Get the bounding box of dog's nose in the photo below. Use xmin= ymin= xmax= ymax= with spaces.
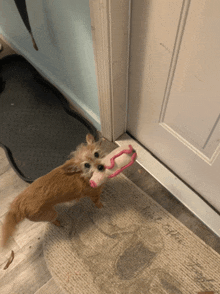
xmin=98 ymin=164 xmax=105 ymax=171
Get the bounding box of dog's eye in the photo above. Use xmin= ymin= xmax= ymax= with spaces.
xmin=84 ymin=163 xmax=91 ymax=168
xmin=94 ymin=152 xmax=99 ymax=158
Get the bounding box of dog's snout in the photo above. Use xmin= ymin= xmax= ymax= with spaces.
xmin=98 ymin=164 xmax=105 ymax=171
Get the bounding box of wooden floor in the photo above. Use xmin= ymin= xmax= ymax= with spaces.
xmin=0 ymin=37 xmax=220 ymax=294
xmin=0 ymin=148 xmax=65 ymax=293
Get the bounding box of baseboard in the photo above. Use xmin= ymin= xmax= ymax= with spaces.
xmin=0 ymin=31 xmax=101 ymax=131
xmin=116 ymin=133 xmax=220 ymax=238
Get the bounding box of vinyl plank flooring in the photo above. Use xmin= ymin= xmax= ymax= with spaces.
xmin=0 ymin=146 xmax=57 ymax=294
xmin=0 ymin=228 xmax=20 ymax=267
xmin=35 ymin=278 xmax=65 ymax=294
xmin=0 ymin=168 xmax=29 ymax=218
xmin=0 ymin=238 xmax=51 ymax=294
xmin=0 ymin=149 xmax=11 ymax=176
xmin=0 ymin=235 xmax=42 ymax=279
xmin=11 ymin=220 xmax=46 ymax=249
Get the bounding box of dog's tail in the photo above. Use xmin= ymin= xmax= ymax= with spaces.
xmin=1 ymin=209 xmax=23 ymax=248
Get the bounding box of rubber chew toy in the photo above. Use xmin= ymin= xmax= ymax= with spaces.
xmin=90 ymin=145 xmax=137 ymax=188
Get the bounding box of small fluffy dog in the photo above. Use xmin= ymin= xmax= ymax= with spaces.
xmin=1 ymin=134 xmax=105 ymax=248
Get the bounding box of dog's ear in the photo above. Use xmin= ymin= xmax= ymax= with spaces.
xmin=86 ymin=134 xmax=95 ymax=145
xmin=62 ymin=161 xmax=81 ymax=174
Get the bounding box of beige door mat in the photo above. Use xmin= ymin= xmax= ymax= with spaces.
xmin=43 ymin=174 xmax=220 ymax=294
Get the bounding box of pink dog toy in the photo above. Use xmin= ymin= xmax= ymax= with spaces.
xmin=90 ymin=145 xmax=137 ymax=188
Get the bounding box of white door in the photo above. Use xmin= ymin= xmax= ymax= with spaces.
xmin=127 ymin=0 xmax=220 ymax=212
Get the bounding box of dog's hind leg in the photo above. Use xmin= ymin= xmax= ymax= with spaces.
xmin=27 ymin=208 xmax=61 ymax=226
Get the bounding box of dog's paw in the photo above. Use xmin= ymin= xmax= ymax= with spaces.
xmin=52 ymin=220 xmax=62 ymax=227
xmin=95 ymin=202 xmax=104 ymax=209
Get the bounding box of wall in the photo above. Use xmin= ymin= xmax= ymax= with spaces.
xmin=0 ymin=0 xmax=100 ymax=130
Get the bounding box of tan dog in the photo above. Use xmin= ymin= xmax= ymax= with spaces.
xmin=1 ymin=134 xmax=105 ymax=248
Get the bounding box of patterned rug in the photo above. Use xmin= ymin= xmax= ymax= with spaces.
xmin=43 ymin=174 xmax=220 ymax=294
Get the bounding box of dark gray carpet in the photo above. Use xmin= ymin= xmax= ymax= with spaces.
xmin=0 ymin=54 xmax=98 ymax=182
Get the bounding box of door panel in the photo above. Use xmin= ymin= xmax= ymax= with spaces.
xmin=128 ymin=0 xmax=220 ymax=211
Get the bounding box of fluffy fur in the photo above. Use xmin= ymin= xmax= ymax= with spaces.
xmin=1 ymin=134 xmax=105 ymax=248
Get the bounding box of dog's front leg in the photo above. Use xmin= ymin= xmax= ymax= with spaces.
xmin=90 ymin=194 xmax=103 ymax=209
xmin=94 ymin=200 xmax=103 ymax=209
xmin=52 ymin=219 xmax=62 ymax=226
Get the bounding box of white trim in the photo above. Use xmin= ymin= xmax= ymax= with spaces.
xmin=89 ymin=0 xmax=131 ymax=141
xmin=109 ymin=0 xmax=131 ymax=140
xmin=89 ymin=0 xmax=112 ymax=139
xmin=125 ymin=0 xmax=132 ymax=132
xmin=116 ymin=133 xmax=220 ymax=238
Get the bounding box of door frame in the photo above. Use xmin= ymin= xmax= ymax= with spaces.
xmin=89 ymin=0 xmax=130 ymax=141
xmin=89 ymin=0 xmax=220 ymax=237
